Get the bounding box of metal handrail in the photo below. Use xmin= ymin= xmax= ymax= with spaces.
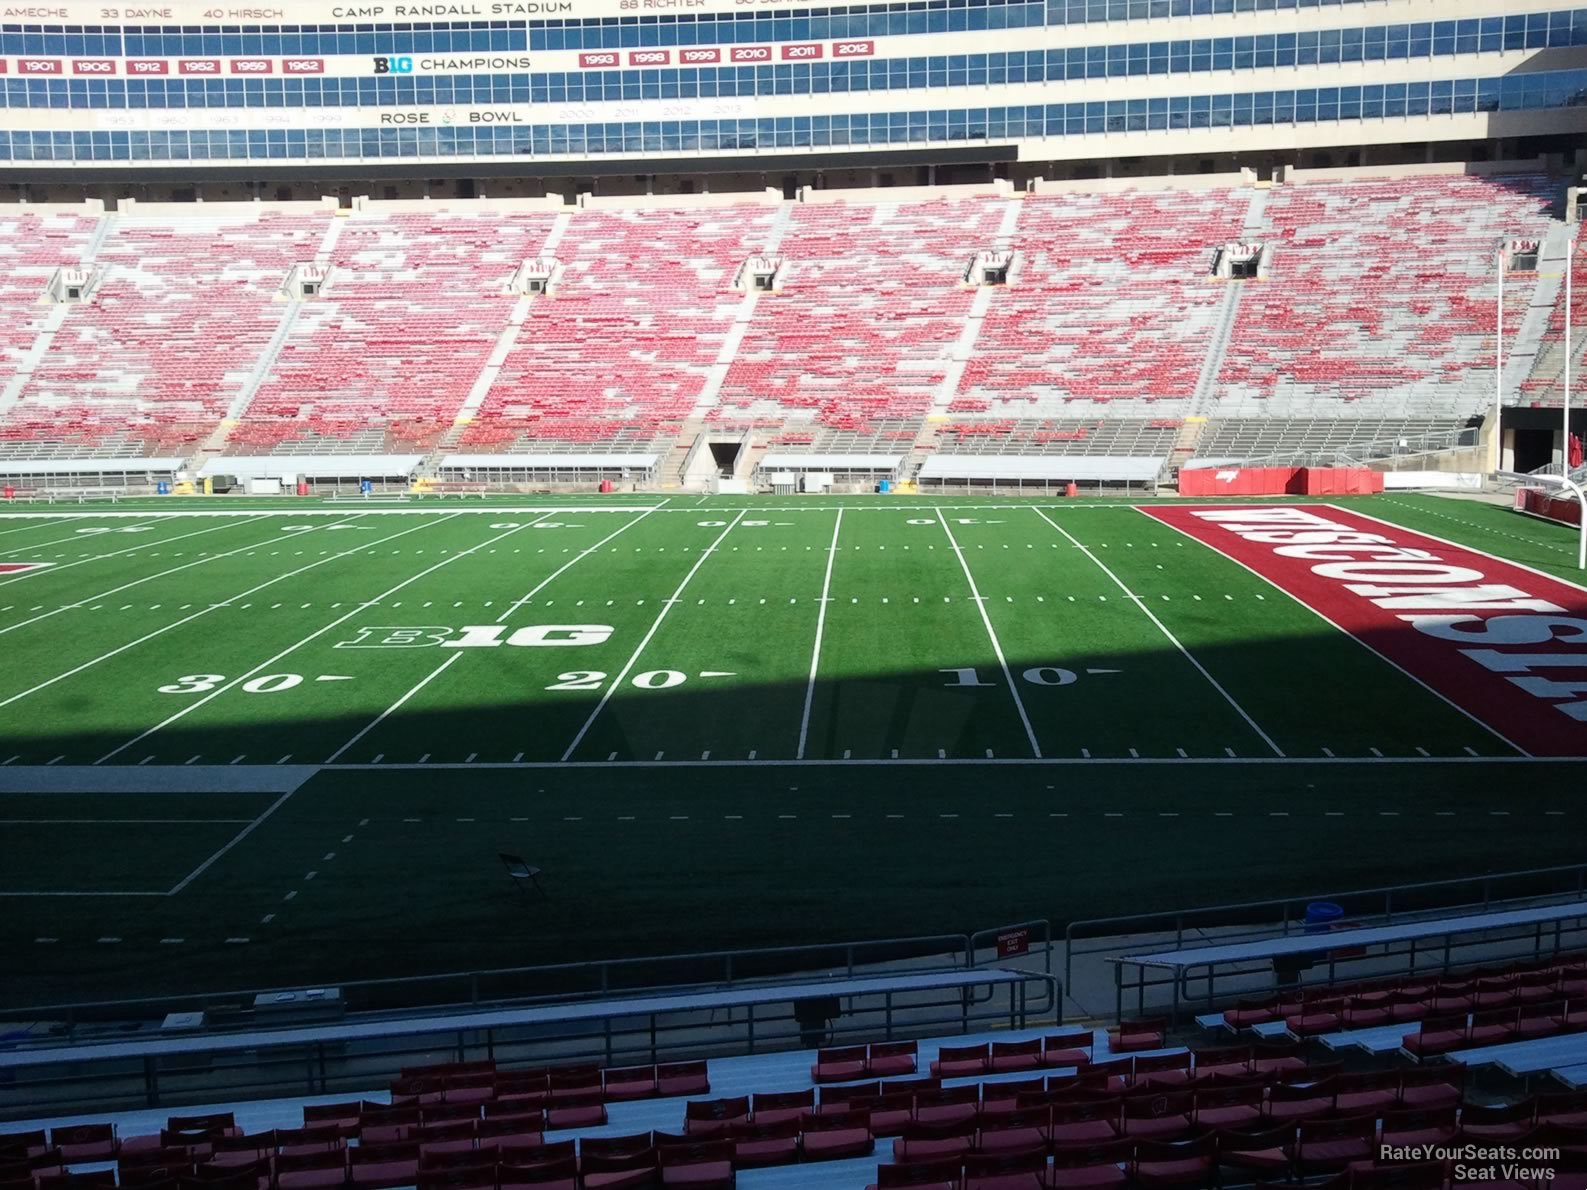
xmin=0 ymin=929 xmax=984 ymax=1033
xmin=0 ymin=967 xmax=1061 ymax=1121
xmin=1064 ymin=862 xmax=1587 ymax=1005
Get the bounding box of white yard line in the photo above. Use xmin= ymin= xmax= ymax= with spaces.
xmin=560 ymin=511 xmax=746 ymax=762
xmin=0 ymin=520 xmax=164 ymax=557
xmin=334 ymin=753 xmax=1556 ymax=770
xmin=937 ymin=508 xmax=1042 ymax=759
xmin=0 ymin=519 xmax=240 ymax=575
xmin=167 ymin=788 xmax=299 ymax=895
xmin=1145 ymin=505 xmax=1526 ymax=758
xmin=0 ymin=517 xmax=67 ymax=538
xmin=0 ymin=889 xmax=168 ymax=898
xmin=0 ymin=516 xmax=326 ymax=637
xmin=1033 ymin=506 xmax=1286 ymax=758
xmin=796 ymin=507 xmax=844 ymax=760
xmin=0 ymin=818 xmax=257 ymax=825
xmin=323 ymin=507 xmax=661 ymax=764
xmin=96 ymin=516 xmax=535 ymax=764
xmin=494 ymin=506 xmax=664 ymax=624
xmin=0 ymin=506 xmax=658 ymax=520
xmin=325 ymin=654 xmax=463 ymax=764
xmin=1332 ymin=503 xmax=1587 ymax=597
xmin=0 ymin=516 xmax=448 ymax=715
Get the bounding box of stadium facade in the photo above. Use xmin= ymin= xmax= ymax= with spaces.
xmin=0 ymin=0 xmax=1583 ymax=193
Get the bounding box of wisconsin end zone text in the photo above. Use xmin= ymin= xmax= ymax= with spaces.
xmin=1142 ymin=504 xmax=1587 ymax=757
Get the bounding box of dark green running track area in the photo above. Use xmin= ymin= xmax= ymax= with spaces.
xmin=0 ymin=492 xmax=1582 ymax=1007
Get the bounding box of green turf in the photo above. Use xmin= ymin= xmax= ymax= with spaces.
xmin=0 ymin=491 xmax=1580 ymax=1008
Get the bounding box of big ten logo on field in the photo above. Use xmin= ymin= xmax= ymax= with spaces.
xmin=335 ymin=625 xmax=614 ymax=649
xmin=372 ymin=55 xmax=414 ymax=73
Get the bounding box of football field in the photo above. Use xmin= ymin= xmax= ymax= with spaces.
xmin=1 ymin=491 xmax=1584 ymax=1008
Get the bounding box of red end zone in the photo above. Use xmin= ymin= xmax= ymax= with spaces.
xmin=1139 ymin=504 xmax=1587 ymax=758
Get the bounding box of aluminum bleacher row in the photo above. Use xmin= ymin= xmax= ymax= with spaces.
xmin=1519 ymin=219 xmax=1587 ymax=409
xmin=930 ymin=420 xmax=1184 ymax=459
xmin=0 ymin=173 xmax=1565 ymax=467
xmin=1190 ymin=417 xmax=1471 ymax=463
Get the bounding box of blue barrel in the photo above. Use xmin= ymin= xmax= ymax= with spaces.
xmin=156 ymin=481 xmax=170 ymax=496
xmin=1303 ymin=902 xmax=1344 ymax=934
xmin=878 ymin=479 xmax=891 ymax=493
xmin=360 ymin=479 xmax=373 ymax=495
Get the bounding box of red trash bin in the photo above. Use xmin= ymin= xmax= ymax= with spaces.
xmin=2 ymin=485 xmax=13 ymax=501
xmin=296 ymin=481 xmax=309 ymax=496
xmin=1065 ymin=481 xmax=1079 ymax=498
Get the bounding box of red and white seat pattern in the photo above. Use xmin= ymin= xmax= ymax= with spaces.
xmin=464 ymin=207 xmax=774 ymax=451
xmin=235 ymin=213 xmax=552 ymax=456
xmin=1518 ymin=219 xmax=1587 ymax=409
xmin=1213 ymin=174 xmax=1555 ymax=419
xmin=7 ymin=214 xmax=327 ymax=460
xmin=0 ymin=211 xmax=109 ymax=459
xmin=717 ymin=198 xmax=1005 ymax=433
xmin=956 ymin=190 xmax=1247 ymax=417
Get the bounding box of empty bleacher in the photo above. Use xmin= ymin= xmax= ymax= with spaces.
xmin=0 ymin=173 xmax=1572 ymax=479
xmin=234 ymin=212 xmax=547 ymax=456
xmin=7 ymin=213 xmax=329 ymax=461
xmin=933 ymin=419 xmax=1183 ymax=459
xmin=0 ymin=211 xmax=137 ymax=461
xmin=17 ymin=1029 xmax=1580 ymax=1190
xmin=717 ymin=198 xmax=1004 ymax=432
xmin=958 ymin=189 xmax=1247 ymax=418
xmin=1190 ymin=417 xmax=1474 ymax=464
xmin=1518 ymin=220 xmax=1587 ymax=409
xmin=1211 ymin=174 xmax=1556 ymax=422
xmin=463 ymin=207 xmax=773 ymax=453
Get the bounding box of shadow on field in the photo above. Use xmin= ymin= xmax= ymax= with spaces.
xmin=2 ymin=613 xmax=1587 ymax=1008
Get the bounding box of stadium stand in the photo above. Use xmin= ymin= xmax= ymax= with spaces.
xmin=0 ymin=170 xmax=1574 ymax=487
xmin=1520 ymin=219 xmax=1587 ymax=409
xmin=233 ymin=212 xmax=547 ymax=456
xmin=958 ymin=188 xmax=1247 ymax=417
xmin=7 ymin=1035 xmax=1529 ymax=1190
xmin=465 ymin=206 xmax=775 ymax=453
xmin=1 ymin=213 xmax=331 ymax=461
xmin=716 ymin=197 xmax=1005 ymax=432
xmin=0 ymin=210 xmax=131 ymax=460
xmin=1210 ymin=174 xmax=1556 ymax=422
